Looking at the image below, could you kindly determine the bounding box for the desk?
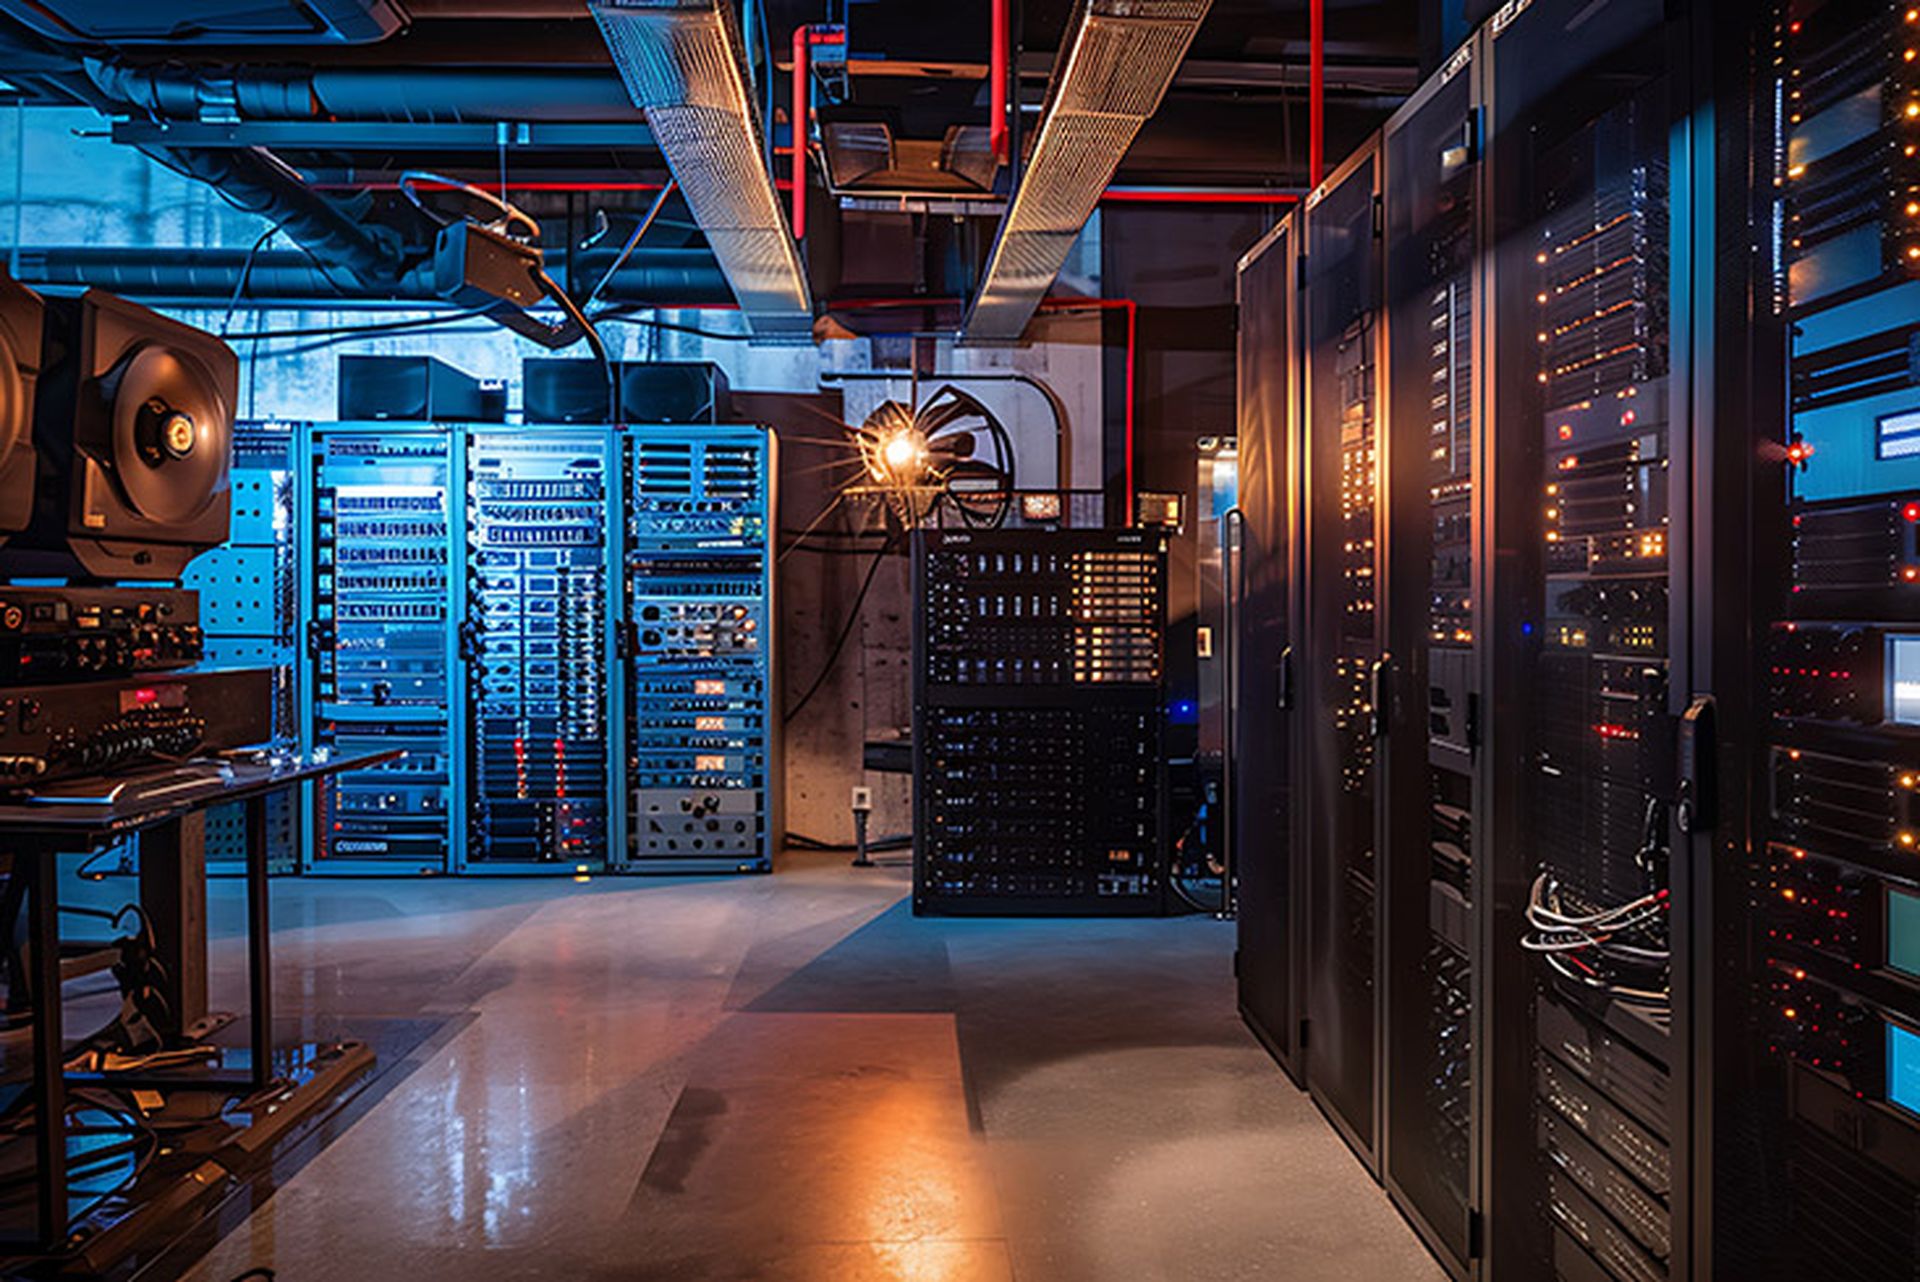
[0,750,399,1251]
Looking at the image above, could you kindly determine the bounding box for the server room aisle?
[145,853,1438,1282]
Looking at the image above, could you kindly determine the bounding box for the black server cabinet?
[1235,218,1303,1081]
[912,528,1169,916]
[1742,1,1920,1277]
[1300,140,1387,1166]
[1485,2,1691,1278]
[1381,52,1481,1276]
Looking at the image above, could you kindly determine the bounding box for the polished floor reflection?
[155,853,1441,1282]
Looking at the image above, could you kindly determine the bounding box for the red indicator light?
[132,687,158,705]
[1905,503,1920,522]
[1621,409,1636,426]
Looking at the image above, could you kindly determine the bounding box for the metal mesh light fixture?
[963,0,1212,343]
[591,0,813,335]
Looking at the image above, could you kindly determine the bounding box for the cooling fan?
[851,384,1015,527]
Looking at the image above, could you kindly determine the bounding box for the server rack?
[294,421,777,875]
[1741,1,1920,1276]
[301,426,460,874]
[187,420,300,874]
[1234,2,1766,1277]
[1234,216,1303,1081]
[1380,47,1482,1277]
[618,425,777,874]
[460,430,622,873]
[1484,6,1695,1279]
[1299,135,1388,1170]
[912,528,1169,916]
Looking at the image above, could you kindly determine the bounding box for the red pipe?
[789,27,847,242]
[792,25,810,240]
[990,0,1010,164]
[1309,0,1325,187]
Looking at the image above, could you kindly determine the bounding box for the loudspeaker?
[3,289,236,581]
[618,361,730,424]
[523,357,613,424]
[338,354,490,422]
[522,359,730,425]
[0,274,41,540]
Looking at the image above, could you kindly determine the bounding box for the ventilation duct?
[591,0,813,336]
[963,0,1211,343]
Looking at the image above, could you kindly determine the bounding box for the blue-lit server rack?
[461,430,620,873]
[186,421,300,873]
[619,426,776,873]
[302,427,460,874]
[290,421,774,874]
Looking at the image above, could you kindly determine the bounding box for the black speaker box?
[618,361,730,424]
[338,354,491,422]
[522,359,730,425]
[523,357,614,424]
[2,289,235,581]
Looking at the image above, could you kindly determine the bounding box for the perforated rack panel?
[912,528,1168,915]
[187,421,299,873]
[620,425,776,872]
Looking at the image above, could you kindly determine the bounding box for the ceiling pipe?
[6,246,731,307]
[84,58,645,123]
[789,25,844,243]
[990,0,1009,164]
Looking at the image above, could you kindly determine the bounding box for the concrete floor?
[162,853,1443,1282]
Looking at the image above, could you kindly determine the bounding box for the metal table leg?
[28,850,66,1249]
[244,795,272,1088]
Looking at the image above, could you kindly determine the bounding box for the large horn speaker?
[4,290,235,580]
[0,274,41,540]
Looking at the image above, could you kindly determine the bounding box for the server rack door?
[1382,53,1480,1276]
[1235,217,1303,1079]
[1485,2,1686,1277]
[300,425,458,875]
[1302,143,1386,1165]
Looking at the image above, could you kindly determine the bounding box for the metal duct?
[7,247,732,307]
[139,145,413,294]
[963,0,1212,343]
[591,0,812,336]
[84,60,647,123]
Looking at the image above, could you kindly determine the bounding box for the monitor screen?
[1889,886,1920,981]
[1888,1020,1920,1119]
[1889,635,1920,725]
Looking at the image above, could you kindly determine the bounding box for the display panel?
[1888,885,1920,981]
[1889,1020,1920,1119]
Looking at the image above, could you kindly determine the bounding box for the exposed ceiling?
[0,0,1424,329]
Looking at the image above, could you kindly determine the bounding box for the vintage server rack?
[620,425,776,874]
[1234,0,1768,1277]
[295,421,776,874]
[912,528,1169,915]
